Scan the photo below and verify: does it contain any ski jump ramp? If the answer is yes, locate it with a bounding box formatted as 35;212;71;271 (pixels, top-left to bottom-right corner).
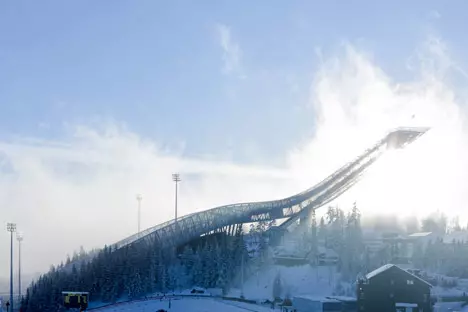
112;127;428;250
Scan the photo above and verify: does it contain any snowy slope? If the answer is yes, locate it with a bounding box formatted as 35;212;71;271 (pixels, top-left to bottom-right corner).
94;298;277;312
434;302;465;312
229;264;350;300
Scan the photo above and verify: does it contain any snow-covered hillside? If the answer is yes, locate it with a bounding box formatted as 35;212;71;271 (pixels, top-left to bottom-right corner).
228;264;352;300
91;297;468;312
230;262;468;303
94;298;277;312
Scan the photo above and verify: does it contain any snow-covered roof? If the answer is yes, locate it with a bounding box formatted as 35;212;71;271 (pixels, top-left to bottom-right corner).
62;291;89;295
382;234;407;240
326;296;356;302
365;264;394;279
273;255;308;261
396;303;418;307
408;232;432;238
293;295;338;303
365;264;432;287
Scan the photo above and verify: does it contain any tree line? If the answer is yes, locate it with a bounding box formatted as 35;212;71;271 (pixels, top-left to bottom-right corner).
20;228;248;312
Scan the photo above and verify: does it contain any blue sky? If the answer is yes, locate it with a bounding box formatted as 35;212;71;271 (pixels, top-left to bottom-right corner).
1;0;464;165
3;1;468;276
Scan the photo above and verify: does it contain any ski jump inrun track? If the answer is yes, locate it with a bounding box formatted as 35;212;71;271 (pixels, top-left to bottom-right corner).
101;127;428;254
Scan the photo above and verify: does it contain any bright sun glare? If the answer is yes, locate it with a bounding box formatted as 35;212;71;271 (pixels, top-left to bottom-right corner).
348;126;466;223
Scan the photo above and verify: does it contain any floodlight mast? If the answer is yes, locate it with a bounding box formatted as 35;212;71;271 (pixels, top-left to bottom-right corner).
136;194;142;237
17;232;23;302
7;223;16;312
172;173;181;223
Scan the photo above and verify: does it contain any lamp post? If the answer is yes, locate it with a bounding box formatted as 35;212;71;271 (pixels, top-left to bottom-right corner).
172;173;181;222
7;223;16;312
136;194;142;237
17;232;23;302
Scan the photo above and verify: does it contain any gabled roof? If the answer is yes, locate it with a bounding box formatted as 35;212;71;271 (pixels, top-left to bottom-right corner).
365;264;432;287
365;264;394;279
408;232;432;238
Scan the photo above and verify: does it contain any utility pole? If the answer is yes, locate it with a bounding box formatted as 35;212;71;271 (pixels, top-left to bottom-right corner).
17;232;23;302
7;223;16;312
136;194;142;237
172;173;181;222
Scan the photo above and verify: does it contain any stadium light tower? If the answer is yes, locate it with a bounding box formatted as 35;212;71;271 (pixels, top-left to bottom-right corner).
172;173;181;222
136;194;142;237
6;223;16;312
17;232;23;302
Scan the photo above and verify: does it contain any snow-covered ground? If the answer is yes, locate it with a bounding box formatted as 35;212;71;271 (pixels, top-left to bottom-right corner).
228;264;350;300
93;297;468;312
434;302;466;312
94;298;278;312
91;262;468;311
432;286;466;297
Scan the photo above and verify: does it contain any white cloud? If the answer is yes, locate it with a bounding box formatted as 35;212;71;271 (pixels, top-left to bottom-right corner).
216;23;244;78
0;124;295;277
287;38;468;224
2;36;468;279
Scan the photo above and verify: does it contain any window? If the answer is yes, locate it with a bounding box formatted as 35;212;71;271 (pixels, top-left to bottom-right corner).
407;280;414;285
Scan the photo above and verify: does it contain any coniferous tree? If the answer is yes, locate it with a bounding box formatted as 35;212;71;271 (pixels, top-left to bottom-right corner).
272;272;282;300
318;216;327;246
23;224;257;311
309;210;318;264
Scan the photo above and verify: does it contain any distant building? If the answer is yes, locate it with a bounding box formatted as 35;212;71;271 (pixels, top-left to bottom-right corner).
362;230;406;254
357;264;432;312
362;231;385;254
362;230;413;264
442;230;468;244
293;295;357;312
273;255;309;266
406;232;439;258
268;226;288;245
316;246;339;265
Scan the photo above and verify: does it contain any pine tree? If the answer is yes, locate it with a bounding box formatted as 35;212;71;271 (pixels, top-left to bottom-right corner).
215;244;229;291
318;216;328;247
158;248;167;293
272;272;282;300
309;210;318;264
202;243;215;288
341;202;364;279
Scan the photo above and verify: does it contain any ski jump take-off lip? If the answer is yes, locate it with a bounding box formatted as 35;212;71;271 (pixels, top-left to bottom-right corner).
108;127;429;250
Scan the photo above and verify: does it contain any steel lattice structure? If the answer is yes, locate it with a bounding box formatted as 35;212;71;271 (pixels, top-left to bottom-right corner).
109;127;428;251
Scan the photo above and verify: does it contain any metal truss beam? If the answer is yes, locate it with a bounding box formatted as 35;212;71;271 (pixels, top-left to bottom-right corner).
109;127;428;251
